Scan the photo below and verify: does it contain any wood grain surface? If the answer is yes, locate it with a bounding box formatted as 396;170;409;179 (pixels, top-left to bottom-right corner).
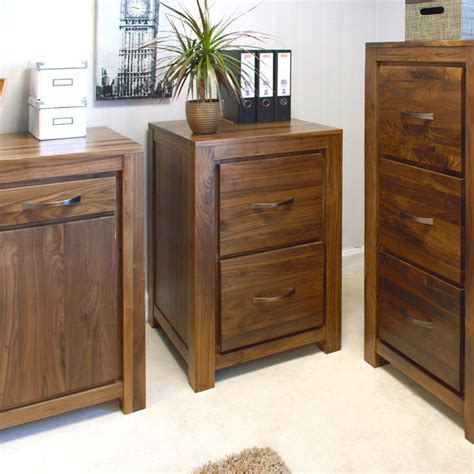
0;177;116;227
152;135;194;344
0;382;124;430
365;42;474;442
379;158;463;284
149;120;342;392
364;45;386;368
0;127;143;161
464;47;474;443
0;217;120;411
149;119;341;147
220;243;324;352
188;146;217;391
319;134;343;353
379;65;463;174
121;152;146;413
0;128;145;428
219;154;323;257
376;340;464;415
378;252;462;390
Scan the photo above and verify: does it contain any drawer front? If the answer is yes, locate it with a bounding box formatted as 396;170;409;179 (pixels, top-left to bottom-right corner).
378;252;462;391
220;243;324;352
219;154;323;256
379;65;463;174
379;158;463;284
0;177;116;228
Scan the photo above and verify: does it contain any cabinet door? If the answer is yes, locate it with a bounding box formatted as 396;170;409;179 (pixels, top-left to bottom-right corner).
0;217;121;411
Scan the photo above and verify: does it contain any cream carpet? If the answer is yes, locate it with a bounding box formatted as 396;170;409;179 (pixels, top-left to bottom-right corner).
0;272;473;472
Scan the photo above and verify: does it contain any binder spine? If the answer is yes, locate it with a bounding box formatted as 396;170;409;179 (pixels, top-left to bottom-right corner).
221;51;256;124
256;50;275;123
275;50;292;122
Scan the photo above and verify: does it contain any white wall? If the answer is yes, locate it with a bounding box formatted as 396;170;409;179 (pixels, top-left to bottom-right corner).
0;0;405;251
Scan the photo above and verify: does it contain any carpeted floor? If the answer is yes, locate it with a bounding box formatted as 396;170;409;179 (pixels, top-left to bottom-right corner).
1;272;473;472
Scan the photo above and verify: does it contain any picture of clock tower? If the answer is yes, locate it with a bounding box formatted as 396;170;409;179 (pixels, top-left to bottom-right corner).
118;0;158;98
96;0;170;100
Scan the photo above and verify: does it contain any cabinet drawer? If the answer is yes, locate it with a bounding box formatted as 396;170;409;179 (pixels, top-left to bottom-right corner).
378;252;462;391
219;154;323;256
379;65;463;174
379;158;463;284
220;243;324;352
0;177;116;228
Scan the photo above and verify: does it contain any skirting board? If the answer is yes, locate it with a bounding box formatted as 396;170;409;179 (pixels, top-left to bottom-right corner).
145;246;365;318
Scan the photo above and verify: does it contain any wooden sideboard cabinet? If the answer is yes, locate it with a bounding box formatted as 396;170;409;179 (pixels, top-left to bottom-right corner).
365;41;474;442
0;128;145;429
148;119;342;392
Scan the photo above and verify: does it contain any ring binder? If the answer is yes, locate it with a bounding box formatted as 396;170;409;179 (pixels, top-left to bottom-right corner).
220;51;257;124
256;51;275;123
274;50;292;122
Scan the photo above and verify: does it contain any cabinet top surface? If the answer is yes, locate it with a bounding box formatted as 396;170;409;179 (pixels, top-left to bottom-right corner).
0;127;143;162
367;40;474;48
149;119;342;145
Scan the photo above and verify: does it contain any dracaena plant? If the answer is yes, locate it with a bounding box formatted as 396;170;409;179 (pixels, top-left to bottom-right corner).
147;0;269;102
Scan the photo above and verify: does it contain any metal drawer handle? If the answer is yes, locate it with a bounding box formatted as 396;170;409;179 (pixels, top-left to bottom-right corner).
400;210;433;226
400;306;434;330
400;111;434;121
253;288;296;304
252;197;294;210
22;195;82;210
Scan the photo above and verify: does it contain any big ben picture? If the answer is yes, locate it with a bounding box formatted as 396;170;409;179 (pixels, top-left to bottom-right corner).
96;0;170;100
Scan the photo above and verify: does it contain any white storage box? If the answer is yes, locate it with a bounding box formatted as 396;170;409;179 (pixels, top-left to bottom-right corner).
29;61;87;105
28;97;87;140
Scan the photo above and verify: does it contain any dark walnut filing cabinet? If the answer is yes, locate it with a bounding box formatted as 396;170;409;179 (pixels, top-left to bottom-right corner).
149;120;342;392
365;41;474;442
0;128;145;430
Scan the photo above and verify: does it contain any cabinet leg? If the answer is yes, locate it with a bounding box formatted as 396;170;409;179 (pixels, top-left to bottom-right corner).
364;348;388;368
148;311;161;329
188;364;215;393
465;425;474;444
318;335;341;354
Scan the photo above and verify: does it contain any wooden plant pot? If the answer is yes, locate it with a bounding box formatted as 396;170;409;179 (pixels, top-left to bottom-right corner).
185;99;223;134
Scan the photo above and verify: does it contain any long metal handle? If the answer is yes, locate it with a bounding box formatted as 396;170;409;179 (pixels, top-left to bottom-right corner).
253;288;296;304
400;210;433;226
400;111;434;121
252;197;294;210
22;195;81;210
400;306;434;330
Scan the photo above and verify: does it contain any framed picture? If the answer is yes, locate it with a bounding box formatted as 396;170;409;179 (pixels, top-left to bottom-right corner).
95;0;171;100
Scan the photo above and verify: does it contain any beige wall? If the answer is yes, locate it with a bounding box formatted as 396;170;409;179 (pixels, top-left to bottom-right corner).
0;0;405;251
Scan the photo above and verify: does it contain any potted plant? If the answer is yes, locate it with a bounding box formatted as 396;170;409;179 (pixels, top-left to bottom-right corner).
147;0;269;134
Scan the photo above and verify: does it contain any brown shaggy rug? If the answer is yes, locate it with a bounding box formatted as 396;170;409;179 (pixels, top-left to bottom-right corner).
193;447;291;473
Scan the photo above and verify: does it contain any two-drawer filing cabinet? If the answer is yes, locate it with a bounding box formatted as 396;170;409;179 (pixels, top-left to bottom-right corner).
365;41;474;442
148;120;342;392
0;128;145;430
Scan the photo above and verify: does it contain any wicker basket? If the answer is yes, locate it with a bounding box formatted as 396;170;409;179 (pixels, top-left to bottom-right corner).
406;0;474;40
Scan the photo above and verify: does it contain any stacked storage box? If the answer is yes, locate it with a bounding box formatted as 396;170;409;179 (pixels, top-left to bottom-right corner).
28;61;88;140
406;0;474;40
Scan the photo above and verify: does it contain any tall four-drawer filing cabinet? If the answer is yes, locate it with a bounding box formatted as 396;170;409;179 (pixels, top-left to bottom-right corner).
365;41;474;442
